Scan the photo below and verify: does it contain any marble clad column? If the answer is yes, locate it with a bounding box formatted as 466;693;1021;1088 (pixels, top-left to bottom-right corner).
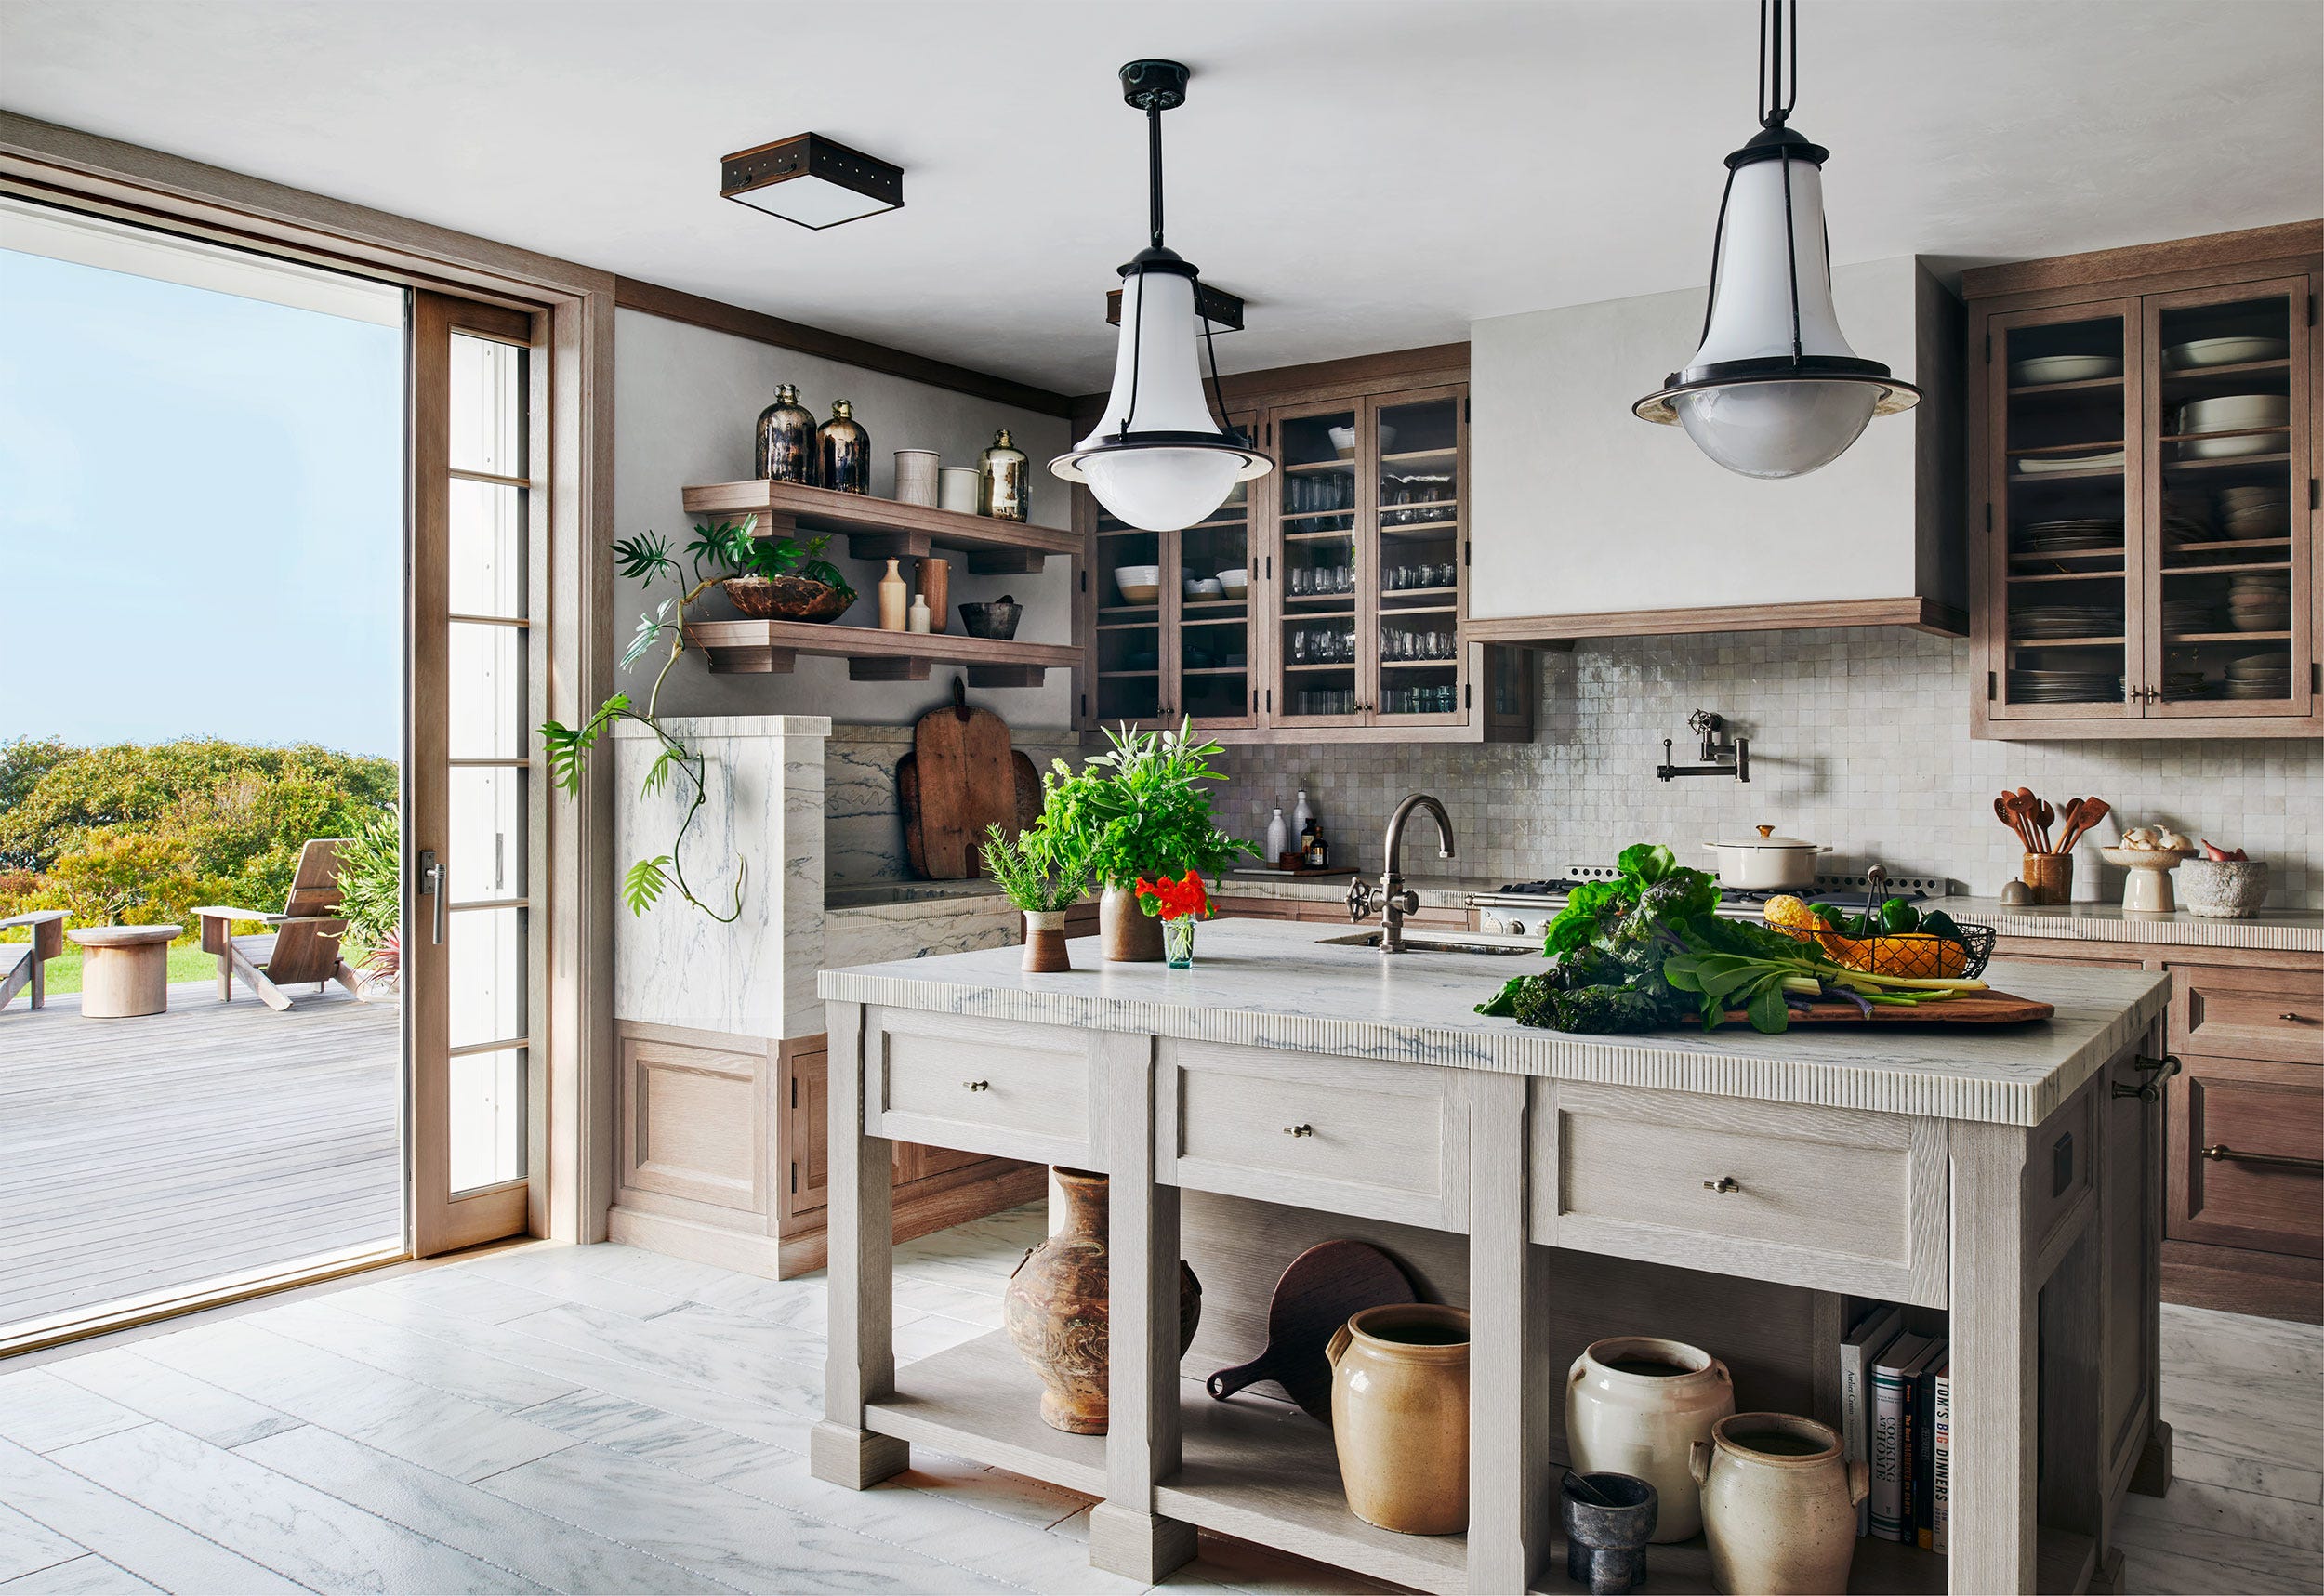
612;715;828;1040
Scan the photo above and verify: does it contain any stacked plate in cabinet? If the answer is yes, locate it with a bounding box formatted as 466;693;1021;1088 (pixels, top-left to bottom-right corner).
2012;603;2125;640
2008;668;2125;704
2009;353;2125;386
2163;336;2290;370
2157;668;2213;701
2217;483;2291;537
2162;597;2224;636
2228;572;2291;632
2225;652;2292;699
2015;518;2122;555
2016;446;2126;475
2176;394;2290;459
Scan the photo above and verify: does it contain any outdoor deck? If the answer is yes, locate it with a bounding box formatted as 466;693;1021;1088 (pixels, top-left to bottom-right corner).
0;980;402;1335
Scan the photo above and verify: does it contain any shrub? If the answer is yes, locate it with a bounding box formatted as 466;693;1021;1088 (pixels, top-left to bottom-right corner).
337;805;402;948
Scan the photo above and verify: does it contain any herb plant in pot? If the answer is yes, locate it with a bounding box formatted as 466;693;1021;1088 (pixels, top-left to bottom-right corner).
691;516;858;624
978;820;1093;972
1042;721;1252;963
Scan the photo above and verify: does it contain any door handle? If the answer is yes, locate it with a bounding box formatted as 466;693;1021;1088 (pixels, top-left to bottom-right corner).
2111;1052;2180;1102
2202;1144;2323;1174
417;849;448;945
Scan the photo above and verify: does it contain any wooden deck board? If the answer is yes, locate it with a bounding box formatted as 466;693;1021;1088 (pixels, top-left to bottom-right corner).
0;982;402;1330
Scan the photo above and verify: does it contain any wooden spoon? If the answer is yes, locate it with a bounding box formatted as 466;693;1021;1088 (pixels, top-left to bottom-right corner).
2006;790;2044;853
1994;795;2031;851
2063;796;2110;854
2054;798;2084;855
2034;798;2055;853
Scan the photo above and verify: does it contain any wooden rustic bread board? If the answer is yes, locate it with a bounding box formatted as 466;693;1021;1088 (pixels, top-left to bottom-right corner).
1723;989;2055;1025
1205;1239;1415;1423
899;749;1040;878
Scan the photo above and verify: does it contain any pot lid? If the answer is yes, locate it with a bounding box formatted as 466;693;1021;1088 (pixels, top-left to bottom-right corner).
1709;824;1820;850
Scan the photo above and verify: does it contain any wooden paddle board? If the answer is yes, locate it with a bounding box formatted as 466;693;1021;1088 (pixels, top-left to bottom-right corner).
1206;1240;1417;1423
899;750;1039;879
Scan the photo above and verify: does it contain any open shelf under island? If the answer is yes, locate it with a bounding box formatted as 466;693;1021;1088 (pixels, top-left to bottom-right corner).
812;918;2176;1595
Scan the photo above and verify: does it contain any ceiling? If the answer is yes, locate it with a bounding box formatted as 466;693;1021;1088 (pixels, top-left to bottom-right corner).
4;1;2318;395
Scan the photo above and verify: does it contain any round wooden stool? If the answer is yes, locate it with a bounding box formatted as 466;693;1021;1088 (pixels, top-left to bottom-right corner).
67;924;182;1018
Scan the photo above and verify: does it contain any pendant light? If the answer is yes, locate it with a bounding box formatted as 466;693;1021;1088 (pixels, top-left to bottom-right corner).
1634;0;1919;478
1050;59;1272;533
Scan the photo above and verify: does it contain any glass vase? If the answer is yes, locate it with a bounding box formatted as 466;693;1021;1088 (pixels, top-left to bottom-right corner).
1162;916;1196;969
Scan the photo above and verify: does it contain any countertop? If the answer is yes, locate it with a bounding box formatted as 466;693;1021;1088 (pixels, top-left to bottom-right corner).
820;917;2171;1128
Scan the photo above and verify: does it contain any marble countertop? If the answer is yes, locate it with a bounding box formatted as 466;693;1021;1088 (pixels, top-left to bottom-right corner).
820;917;2171;1128
1924;895;2322;955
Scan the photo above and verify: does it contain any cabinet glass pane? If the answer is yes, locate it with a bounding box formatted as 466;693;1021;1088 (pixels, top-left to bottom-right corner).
2000;315;2131;706
1178;415;1252;721
447;621;525;758
449;1045;525;1194
2153;291;2296;706
449;334;523;477
1278;410;1361;718
450;478;525;618
447;904;524;1049
1378;396;1460;716
1095;510;1161;721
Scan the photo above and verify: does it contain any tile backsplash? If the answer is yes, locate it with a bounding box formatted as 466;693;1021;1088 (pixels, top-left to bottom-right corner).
1209;627;2320;909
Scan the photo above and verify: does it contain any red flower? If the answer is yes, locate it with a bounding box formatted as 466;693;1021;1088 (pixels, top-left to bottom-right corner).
1134;868;1209;921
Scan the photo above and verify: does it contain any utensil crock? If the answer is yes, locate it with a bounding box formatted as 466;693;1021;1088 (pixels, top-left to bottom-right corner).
2021;851;2072;906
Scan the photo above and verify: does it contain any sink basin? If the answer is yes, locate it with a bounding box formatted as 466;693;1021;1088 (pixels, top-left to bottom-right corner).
1319;930;1534;956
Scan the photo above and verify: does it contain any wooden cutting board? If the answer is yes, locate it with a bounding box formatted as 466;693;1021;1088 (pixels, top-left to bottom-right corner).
897;681;1035;879
1205;1240;1416;1424
900;750;1039;877
1723;989;2056;1025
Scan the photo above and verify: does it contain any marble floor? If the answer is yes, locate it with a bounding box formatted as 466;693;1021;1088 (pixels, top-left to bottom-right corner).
0;1205;2316;1596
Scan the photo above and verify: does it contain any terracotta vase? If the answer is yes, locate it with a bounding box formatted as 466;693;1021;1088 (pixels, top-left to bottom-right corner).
1690;1413;1868;1596
1021;909;1070;973
1100;885;1163;962
1567;1336;1735;1543
1327;1303;1471;1536
1001;1168;1201;1434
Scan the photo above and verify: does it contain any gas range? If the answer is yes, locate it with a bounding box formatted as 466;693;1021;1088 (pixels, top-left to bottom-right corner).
1465;868;1949;943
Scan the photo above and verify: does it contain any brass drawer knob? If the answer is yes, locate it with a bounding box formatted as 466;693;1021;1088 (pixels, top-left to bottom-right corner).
1704;1176;1739;1194
962;1079;990;1091
1283;1123;1314;1138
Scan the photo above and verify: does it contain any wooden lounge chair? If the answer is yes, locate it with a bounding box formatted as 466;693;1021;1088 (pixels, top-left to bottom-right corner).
194;838;363;1011
0;910;67;1011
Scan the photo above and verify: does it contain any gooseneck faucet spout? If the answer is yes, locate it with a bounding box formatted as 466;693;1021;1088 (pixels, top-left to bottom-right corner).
1369;792;1456;954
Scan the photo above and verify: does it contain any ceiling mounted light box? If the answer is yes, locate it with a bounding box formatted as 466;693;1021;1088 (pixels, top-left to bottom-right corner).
720;133;904;230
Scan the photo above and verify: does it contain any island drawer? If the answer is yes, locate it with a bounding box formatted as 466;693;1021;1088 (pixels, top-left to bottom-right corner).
2165;960;2324;1066
863;1009;1102;1168
1530;1080;1948;1305
1154;1040;1471;1233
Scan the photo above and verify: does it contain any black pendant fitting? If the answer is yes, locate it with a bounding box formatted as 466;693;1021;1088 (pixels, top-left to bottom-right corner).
1120;59;1190;112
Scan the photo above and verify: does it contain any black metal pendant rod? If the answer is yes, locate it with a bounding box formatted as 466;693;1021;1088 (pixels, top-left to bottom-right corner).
1758;0;1798;128
1147;102;1166;250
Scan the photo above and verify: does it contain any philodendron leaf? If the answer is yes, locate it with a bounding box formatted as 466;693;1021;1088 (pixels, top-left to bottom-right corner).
620;600;674;671
623;855;672;915
641;746;685;797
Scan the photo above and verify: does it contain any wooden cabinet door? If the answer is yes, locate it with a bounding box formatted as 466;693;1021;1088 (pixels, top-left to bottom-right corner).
2100;1038;2164;1484
786;1041;830;1224
1267;397;1371;729
1372;387;1468;729
2168;1054;2324;1256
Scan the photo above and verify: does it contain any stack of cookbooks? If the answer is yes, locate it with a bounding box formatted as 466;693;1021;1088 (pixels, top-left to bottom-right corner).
1839;1304;1950;1553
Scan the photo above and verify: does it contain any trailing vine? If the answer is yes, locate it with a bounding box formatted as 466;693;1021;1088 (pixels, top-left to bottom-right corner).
540;514;855;920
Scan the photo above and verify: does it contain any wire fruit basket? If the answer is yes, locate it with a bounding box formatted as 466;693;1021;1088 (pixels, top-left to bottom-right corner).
1776;920;1997;981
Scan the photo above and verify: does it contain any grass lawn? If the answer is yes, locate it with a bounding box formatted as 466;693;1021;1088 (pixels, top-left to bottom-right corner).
4;943;216;996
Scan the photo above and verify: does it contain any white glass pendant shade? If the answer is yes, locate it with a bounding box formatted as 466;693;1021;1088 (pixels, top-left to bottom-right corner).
1693;157;1852;366
1052;268;1268;531
1673;378;1876;479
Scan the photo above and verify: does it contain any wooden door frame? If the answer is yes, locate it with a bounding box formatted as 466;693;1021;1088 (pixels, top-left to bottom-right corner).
0;112;619;1247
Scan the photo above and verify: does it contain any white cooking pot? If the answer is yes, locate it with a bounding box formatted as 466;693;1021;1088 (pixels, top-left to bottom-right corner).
1705;826;1830;890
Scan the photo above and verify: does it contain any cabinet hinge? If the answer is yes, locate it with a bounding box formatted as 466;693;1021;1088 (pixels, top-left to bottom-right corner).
1987;670;1998;702
1464;397;1472;422
1079;569;1087;593
1079;692;1088;719
789;1162;798;1194
1465;681;1472;709
1982;332;1991;363
790;1075;798;1109
2314;662;2321;694
2311;478;2320;512
1463;539;1472;567
1251;689;1258;713
2309;293;2317;328
1984;502;1993;532
1265;688;1272;711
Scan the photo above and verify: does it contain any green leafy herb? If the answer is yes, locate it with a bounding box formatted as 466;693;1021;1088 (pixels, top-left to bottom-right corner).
1036;720;1256;900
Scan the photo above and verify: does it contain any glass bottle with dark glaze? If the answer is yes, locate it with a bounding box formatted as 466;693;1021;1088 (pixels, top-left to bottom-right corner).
818;399;871;495
979;427;1030;521
755;383;816;484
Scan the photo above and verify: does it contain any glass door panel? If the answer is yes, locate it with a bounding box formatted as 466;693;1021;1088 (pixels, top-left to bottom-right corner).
1092;505;1165;726
1992;304;2141;719
1174;408;1260;727
1274;404;1365;723
2146;278;2310;718
1376;392;1463;723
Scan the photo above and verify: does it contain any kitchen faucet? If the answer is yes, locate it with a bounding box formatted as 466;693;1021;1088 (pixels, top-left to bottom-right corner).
1347;793;1456;953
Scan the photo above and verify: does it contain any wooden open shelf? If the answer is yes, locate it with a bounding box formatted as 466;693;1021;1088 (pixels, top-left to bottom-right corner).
683;618;1077;686
682;478;1080;574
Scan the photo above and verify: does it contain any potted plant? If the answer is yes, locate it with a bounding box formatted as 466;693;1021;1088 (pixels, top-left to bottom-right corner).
978;820;1093;972
1042;720;1252;963
690;516;857;624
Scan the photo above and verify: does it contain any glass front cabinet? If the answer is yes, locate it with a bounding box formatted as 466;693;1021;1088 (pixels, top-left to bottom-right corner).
1076;375;1531;743
1971;244;2320;738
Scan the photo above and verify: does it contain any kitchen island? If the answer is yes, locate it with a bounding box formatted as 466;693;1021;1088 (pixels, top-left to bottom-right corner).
814;919;2174;1595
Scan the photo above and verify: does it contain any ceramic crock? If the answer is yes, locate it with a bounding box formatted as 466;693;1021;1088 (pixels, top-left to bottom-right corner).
1327;1303;1470;1536
1567;1336;1735;1542
1021;909;1070;973
1690;1413;1867;1596
1100;884;1164;962
1703;826;1830;889
1000;1169;1200;1434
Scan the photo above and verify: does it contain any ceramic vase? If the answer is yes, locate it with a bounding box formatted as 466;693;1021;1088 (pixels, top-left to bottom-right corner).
1100;885;1163;962
877;559;906;631
919;557;949;633
1264;807;1289;865
1690;1413;1867;1596
1022;909;1070;973
754;383;816;483
907;595;931;633
1567;1336;1735;1543
1327;1303;1470;1536
939;466;981;513
893;448;940;506
1001;1168;1201;1434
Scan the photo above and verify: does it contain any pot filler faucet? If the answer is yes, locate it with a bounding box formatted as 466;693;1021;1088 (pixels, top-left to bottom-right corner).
1657;708;1750;782
1346;793;1457;954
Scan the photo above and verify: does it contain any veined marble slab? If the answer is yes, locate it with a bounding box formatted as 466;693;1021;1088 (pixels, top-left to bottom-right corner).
819;917;2172;1127
613;717;828;1040
1924;894;2323;955
824;893;1023;970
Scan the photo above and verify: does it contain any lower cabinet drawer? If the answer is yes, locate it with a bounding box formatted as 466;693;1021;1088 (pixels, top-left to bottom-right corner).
1155;1040;1472;1232
2169;1053;2324;1257
865;1009;1101;1167
1531;1080;1948;1305
2168;961;2324;1066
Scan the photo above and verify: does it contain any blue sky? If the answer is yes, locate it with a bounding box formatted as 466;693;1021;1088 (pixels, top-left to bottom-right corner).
0;248;403;758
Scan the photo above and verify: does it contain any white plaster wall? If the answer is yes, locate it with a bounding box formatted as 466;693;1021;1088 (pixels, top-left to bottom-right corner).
1470;257;1935;618
613;309;1077;729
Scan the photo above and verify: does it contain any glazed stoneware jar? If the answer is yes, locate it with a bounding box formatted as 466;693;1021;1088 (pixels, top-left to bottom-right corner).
1690;1413;1868;1595
1566;1336;1735;1542
1327;1303;1471;1536
1099;884;1164;962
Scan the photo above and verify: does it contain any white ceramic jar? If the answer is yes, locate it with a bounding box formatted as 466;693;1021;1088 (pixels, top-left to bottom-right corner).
1690;1412;1867;1595
1566;1336;1735;1543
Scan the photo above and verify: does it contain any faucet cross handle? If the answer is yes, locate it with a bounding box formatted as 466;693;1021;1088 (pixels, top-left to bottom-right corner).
1345;877;1377;923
